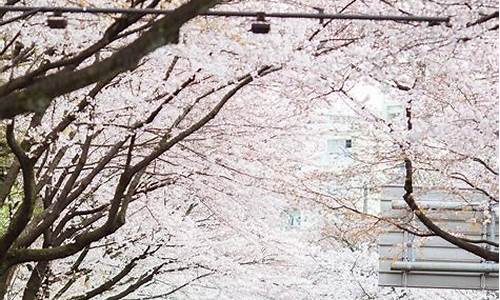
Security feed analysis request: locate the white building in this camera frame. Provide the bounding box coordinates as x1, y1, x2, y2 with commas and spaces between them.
283, 84, 405, 224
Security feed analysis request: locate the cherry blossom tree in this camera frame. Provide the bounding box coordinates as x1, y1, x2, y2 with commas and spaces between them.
299, 0, 499, 262
0, 0, 498, 299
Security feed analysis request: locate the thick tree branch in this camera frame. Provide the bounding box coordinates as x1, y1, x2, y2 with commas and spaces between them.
0, 0, 218, 119
466, 10, 499, 27
403, 158, 499, 262
0, 0, 161, 96
0, 121, 35, 261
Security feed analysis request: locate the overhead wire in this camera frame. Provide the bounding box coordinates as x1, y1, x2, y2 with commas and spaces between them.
0, 5, 450, 23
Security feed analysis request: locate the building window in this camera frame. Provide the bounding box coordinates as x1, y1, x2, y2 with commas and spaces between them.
289, 214, 301, 226
286, 210, 302, 227
327, 138, 353, 155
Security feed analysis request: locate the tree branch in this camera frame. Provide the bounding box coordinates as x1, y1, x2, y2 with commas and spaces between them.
466, 10, 499, 27
403, 158, 498, 262
0, 0, 218, 119
0, 120, 36, 262
69, 247, 160, 300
